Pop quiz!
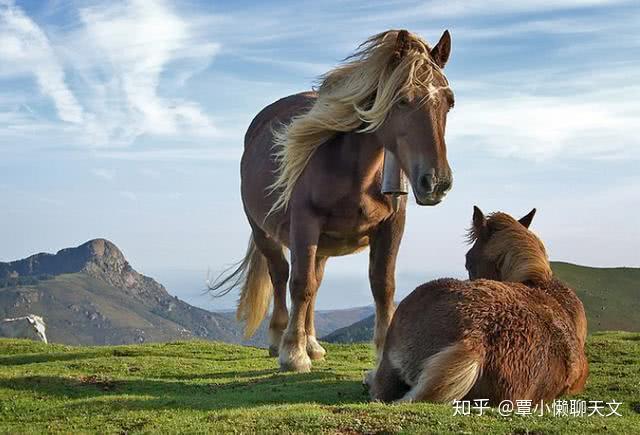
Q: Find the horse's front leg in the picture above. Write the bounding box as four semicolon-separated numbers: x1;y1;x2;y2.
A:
278;217;321;372
369;204;406;361
305;256;328;360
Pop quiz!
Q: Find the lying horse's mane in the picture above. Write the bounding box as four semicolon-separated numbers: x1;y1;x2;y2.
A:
468;212;552;284
268;29;449;214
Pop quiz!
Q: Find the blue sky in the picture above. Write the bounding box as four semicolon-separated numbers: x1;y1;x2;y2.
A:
1;0;639;310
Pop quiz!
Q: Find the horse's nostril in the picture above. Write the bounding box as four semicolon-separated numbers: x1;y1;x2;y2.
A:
419;173;434;193
440;178;453;192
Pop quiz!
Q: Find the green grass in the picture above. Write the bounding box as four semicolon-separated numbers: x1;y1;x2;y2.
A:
1;333;639;434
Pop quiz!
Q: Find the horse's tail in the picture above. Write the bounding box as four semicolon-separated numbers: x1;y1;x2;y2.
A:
208;237;273;338
400;340;484;403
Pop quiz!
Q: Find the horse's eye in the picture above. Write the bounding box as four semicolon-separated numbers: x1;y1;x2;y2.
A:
397;98;410;108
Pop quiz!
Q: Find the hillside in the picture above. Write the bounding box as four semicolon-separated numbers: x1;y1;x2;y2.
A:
324;262;640;343
0;239;248;345
1;332;638;433
0;239;372;346
0;272;248;345
552;262;640;332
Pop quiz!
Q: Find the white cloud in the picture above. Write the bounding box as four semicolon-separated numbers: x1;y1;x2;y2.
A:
447;61;640;160
0;0;83;123
77;0;220;140
0;0;221;148
348;0;631;24
1;0;638;163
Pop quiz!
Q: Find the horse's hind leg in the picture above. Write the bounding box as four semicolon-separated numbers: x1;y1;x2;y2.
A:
305;256;328;360
250;224;289;357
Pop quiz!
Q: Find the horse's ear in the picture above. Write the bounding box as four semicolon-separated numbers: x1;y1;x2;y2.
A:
518;208;537;229
392;30;411;64
472;205;487;236
430;30;451;68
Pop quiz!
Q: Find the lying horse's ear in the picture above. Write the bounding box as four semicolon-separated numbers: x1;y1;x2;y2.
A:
518;208;537;229
430;30;451;68
472;205;487;237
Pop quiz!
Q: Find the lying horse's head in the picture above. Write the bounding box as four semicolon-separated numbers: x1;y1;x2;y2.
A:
373;30;454;205
465;206;552;284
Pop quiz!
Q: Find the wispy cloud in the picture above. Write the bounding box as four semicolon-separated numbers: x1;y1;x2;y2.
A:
1;0;638;164
346;0;631;24
76;0;220;141
448;60;640;160
0;0;221;148
0;0;83;123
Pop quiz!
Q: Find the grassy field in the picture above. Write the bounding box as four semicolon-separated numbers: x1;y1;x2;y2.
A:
1;333;639;434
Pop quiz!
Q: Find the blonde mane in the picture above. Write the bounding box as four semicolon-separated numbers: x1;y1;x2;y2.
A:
469;213;552;284
268;30;449;214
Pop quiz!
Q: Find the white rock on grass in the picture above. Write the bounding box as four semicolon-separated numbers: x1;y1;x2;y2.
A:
0;315;48;343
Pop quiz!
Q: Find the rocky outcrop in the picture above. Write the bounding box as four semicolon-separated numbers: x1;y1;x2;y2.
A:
0;315;48;343
1;239;124;277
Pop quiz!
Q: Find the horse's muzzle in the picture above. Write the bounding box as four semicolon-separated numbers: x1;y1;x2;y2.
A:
413;171;452;206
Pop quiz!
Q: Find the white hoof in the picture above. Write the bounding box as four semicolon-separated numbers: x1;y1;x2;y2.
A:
279;341;312;373
306;336;326;360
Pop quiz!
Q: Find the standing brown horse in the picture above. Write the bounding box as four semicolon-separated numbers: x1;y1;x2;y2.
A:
368;207;588;403
211;29;455;372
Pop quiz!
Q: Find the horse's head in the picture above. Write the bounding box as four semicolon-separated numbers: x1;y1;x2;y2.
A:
465;206;551;283
375;30;454;206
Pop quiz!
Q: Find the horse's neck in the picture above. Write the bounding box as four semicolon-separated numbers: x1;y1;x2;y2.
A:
341;131;385;188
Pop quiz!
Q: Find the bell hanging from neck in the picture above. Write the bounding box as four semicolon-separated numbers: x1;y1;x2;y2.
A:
381;149;408;212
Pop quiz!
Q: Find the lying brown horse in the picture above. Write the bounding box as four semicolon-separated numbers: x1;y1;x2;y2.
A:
368;207;588;403
211;29;455;372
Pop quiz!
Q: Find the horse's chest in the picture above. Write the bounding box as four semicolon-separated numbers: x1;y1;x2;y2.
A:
317;193;392;257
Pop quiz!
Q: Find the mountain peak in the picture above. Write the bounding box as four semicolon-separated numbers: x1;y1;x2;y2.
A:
77;238;125;261
0;238;128;279
65;238;128;274
1;238;171;305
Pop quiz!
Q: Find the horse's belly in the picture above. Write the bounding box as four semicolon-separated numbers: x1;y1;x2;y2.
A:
317;233;369;257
